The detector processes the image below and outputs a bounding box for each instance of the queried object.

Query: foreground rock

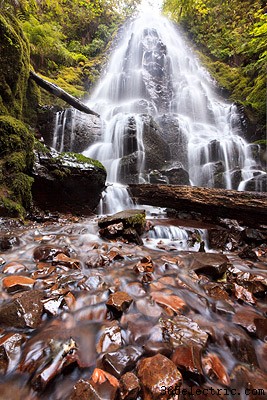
[98,209,146,244]
[31,148,106,214]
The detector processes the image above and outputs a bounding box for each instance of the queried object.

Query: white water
[52,2,265,214]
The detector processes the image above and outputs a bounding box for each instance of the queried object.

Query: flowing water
[48,4,265,215]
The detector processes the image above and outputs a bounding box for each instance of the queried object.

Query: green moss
[61,152,106,170]
[0,195,25,218]
[4,151,27,173]
[34,139,50,154]
[0,115,34,169]
[9,172,34,209]
[0,13,30,119]
[52,168,71,179]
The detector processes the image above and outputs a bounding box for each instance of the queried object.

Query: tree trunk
[29,71,99,116]
[129,184,267,226]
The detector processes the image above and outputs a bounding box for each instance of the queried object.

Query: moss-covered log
[29,71,99,116]
[129,184,267,226]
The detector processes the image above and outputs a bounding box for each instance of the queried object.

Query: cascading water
[52,2,266,214]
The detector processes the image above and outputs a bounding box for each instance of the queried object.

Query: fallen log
[29,71,99,117]
[129,184,267,226]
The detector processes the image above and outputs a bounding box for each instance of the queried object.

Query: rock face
[31,148,106,214]
[39,108,103,153]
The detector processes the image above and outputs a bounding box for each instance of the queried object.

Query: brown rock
[137,353,182,400]
[143,341,173,358]
[134,256,154,274]
[2,275,36,293]
[119,372,140,400]
[224,328,259,367]
[160,315,209,348]
[232,307,262,334]
[106,291,133,317]
[33,245,71,262]
[52,253,80,269]
[96,320,122,353]
[202,352,230,386]
[187,252,230,279]
[0,332,26,373]
[231,365,267,400]
[102,346,143,378]
[0,290,44,328]
[254,318,267,341]
[171,345,203,378]
[151,292,187,314]
[2,262,28,274]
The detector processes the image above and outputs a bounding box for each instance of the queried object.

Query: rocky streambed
[0,209,266,400]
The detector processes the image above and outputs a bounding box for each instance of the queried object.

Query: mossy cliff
[0,13,38,217]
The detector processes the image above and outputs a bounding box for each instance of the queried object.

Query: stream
[0,209,266,399]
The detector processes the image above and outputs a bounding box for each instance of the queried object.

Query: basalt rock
[31,148,106,214]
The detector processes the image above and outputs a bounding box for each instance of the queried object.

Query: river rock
[171,344,203,379]
[223,328,259,367]
[0,332,26,373]
[137,353,182,400]
[230,365,267,400]
[201,352,230,386]
[119,372,140,400]
[2,275,36,293]
[160,315,209,348]
[0,290,44,328]
[33,244,71,262]
[31,148,106,214]
[106,291,133,317]
[184,252,231,279]
[0,235,20,251]
[98,209,146,244]
[102,346,143,378]
[71,375,118,400]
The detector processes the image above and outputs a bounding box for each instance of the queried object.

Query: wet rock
[119,372,140,400]
[202,352,230,386]
[96,321,123,353]
[238,245,259,261]
[230,365,267,400]
[161,163,190,185]
[143,341,173,357]
[2,275,36,293]
[134,256,154,274]
[148,170,168,184]
[106,291,133,317]
[203,282,231,301]
[160,315,209,348]
[254,318,267,341]
[241,228,267,244]
[0,235,20,251]
[137,353,182,400]
[32,148,106,214]
[102,346,143,378]
[186,252,230,279]
[232,307,263,334]
[233,283,256,304]
[171,344,203,379]
[42,295,64,316]
[71,374,118,400]
[0,332,26,373]
[0,290,44,328]
[2,262,28,274]
[52,253,80,269]
[224,328,259,367]
[33,244,71,262]
[150,292,187,314]
[99,210,146,244]
[211,299,235,316]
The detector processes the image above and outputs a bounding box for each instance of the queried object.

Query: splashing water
[53,3,265,214]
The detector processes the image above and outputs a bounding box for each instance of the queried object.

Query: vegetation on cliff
[163,0,267,135]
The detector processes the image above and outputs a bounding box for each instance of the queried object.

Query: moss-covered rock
[0,13,30,118]
[0,116,35,217]
[31,147,107,214]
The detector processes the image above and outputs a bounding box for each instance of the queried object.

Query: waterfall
[52,3,266,214]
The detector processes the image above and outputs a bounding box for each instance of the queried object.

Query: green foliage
[163,0,266,131]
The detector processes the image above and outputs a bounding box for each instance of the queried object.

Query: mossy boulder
[31,147,106,214]
[0,116,35,217]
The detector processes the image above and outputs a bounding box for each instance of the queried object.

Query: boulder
[98,209,146,244]
[31,148,106,214]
